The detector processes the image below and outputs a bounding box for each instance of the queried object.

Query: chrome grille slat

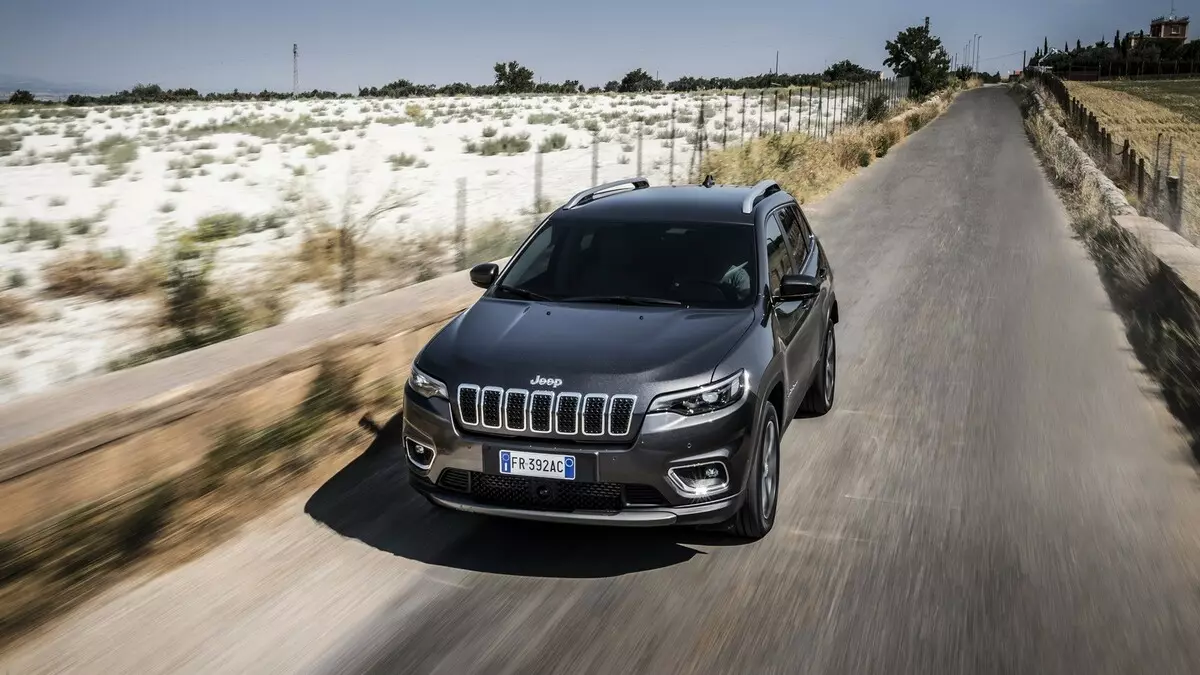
[608,395,636,436]
[481,387,503,429]
[503,389,528,432]
[581,394,608,436]
[530,391,554,433]
[456,385,636,438]
[555,393,580,435]
[457,385,480,426]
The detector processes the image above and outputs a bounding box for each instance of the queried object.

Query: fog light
[406,438,436,471]
[667,461,730,498]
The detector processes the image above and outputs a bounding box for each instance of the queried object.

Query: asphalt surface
[6,86,1200,675]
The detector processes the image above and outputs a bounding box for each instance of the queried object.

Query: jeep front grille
[456,385,636,439]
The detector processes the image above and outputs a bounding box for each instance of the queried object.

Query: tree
[823,59,878,81]
[883,17,951,99]
[7,89,34,105]
[618,68,662,92]
[1076,39,1082,52]
[1044,36,1049,55]
[604,80,620,93]
[493,61,535,93]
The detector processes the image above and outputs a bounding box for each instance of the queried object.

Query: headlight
[409,364,449,400]
[648,369,747,416]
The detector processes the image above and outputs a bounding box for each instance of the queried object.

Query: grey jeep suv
[401,176,837,538]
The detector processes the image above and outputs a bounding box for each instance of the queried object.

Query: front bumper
[401,383,758,528]
[423,491,741,527]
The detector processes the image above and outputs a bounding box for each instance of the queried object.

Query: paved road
[7,86,1200,675]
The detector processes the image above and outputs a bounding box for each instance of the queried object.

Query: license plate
[499,450,575,480]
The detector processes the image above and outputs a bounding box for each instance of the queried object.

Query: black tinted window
[497,219,757,308]
[763,213,794,291]
[778,206,808,260]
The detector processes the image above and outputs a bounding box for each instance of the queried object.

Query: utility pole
[775,50,780,75]
[292,43,298,96]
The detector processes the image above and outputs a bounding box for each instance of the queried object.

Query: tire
[799,318,836,415]
[727,404,781,539]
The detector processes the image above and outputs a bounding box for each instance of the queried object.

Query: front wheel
[726,404,781,539]
[799,319,836,415]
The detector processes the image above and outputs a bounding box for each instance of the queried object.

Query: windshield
[495,219,757,308]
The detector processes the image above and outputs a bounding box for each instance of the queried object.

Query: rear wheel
[799,319,836,415]
[726,404,781,539]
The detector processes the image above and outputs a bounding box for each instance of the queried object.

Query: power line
[978,50,1025,63]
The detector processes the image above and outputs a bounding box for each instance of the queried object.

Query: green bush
[481,126,498,138]
[479,132,531,156]
[194,212,252,242]
[388,153,417,169]
[538,133,569,153]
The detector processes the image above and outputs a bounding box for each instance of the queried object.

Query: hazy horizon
[0,0,1176,94]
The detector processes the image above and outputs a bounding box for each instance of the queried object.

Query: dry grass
[1065,80,1200,238]
[41,249,155,300]
[699,93,953,204]
[1020,83,1200,466]
[0,292,33,325]
[0,355,401,648]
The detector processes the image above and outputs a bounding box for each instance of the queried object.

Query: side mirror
[470,262,498,289]
[777,274,821,301]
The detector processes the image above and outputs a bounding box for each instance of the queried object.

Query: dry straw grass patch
[1066,80,1200,237]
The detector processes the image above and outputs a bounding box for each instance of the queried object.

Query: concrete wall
[0,264,496,537]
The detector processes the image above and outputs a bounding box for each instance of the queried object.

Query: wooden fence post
[1167,175,1181,231]
[1123,140,1131,179]
[1138,157,1146,200]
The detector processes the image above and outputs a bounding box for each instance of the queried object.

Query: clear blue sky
[0,0,1178,93]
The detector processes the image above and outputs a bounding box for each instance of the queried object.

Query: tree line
[7,61,885,106]
[1029,30,1200,73]
[8,18,966,106]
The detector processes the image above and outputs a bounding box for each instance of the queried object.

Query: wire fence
[1026,70,1193,239]
[1035,60,1200,82]
[439,77,911,267]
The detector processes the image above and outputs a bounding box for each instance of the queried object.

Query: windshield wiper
[560,295,683,307]
[495,284,553,302]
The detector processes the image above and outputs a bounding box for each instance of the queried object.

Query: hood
[418,297,756,398]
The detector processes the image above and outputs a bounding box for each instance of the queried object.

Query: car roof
[550,184,779,225]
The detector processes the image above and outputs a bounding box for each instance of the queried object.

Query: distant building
[1128,13,1189,47]
[1150,14,1189,41]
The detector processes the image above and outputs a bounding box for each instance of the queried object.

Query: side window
[793,205,815,241]
[763,213,796,291]
[778,206,807,261]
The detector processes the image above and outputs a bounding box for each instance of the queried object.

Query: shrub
[481,126,498,138]
[387,153,417,169]
[94,134,138,177]
[861,95,890,123]
[42,249,149,300]
[479,132,531,156]
[194,212,252,242]
[527,112,557,125]
[537,133,569,153]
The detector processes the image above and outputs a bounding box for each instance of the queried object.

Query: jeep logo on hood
[530,375,564,388]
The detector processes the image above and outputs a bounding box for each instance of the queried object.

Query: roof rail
[741,179,781,214]
[564,177,650,209]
